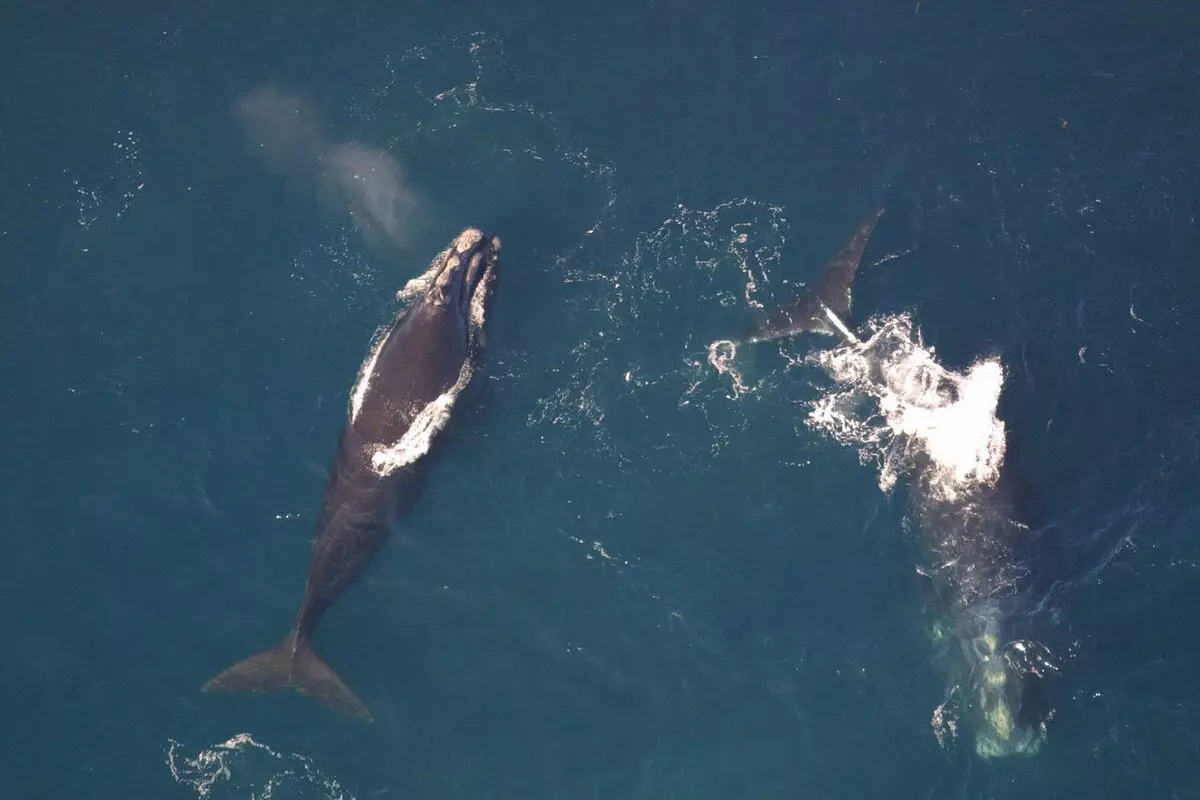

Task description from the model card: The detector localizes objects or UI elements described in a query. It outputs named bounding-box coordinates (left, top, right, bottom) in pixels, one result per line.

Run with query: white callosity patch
left=395, top=228, right=485, bottom=305
left=396, top=243, right=457, bottom=304
left=466, top=241, right=496, bottom=331
left=807, top=314, right=1007, bottom=503
left=455, top=226, right=485, bottom=256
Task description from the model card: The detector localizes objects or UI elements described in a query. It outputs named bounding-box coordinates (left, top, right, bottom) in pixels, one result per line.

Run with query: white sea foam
left=806, top=314, right=1007, bottom=503
left=166, top=733, right=352, bottom=799
left=369, top=364, right=471, bottom=475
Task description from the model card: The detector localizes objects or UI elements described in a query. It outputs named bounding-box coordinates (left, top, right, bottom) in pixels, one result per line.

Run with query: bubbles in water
left=346, top=31, right=619, bottom=254
left=527, top=199, right=791, bottom=466
left=71, top=129, right=144, bottom=237
left=166, top=733, right=351, bottom=799
left=705, top=339, right=754, bottom=399
left=806, top=314, right=1008, bottom=502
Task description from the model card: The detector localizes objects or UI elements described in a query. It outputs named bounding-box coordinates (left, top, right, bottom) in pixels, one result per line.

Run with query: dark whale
left=202, top=228, right=501, bottom=720
left=745, top=210, right=1053, bottom=758
left=745, top=207, right=883, bottom=345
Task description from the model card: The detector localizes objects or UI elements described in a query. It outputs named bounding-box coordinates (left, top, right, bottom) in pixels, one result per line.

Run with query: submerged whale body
left=745, top=210, right=1054, bottom=758
left=203, top=228, right=501, bottom=720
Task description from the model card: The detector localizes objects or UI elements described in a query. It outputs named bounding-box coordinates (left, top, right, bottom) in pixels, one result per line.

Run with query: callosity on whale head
left=412, top=227, right=501, bottom=319
left=959, top=610, right=1057, bottom=759
left=429, top=227, right=499, bottom=309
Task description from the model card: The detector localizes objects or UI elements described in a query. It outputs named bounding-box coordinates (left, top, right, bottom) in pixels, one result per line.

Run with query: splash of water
left=805, top=314, right=1007, bottom=503
left=166, top=733, right=351, bottom=799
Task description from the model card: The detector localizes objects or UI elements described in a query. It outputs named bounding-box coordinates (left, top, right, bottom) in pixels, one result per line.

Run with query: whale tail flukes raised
left=746, top=207, right=884, bottom=345
left=202, top=633, right=372, bottom=721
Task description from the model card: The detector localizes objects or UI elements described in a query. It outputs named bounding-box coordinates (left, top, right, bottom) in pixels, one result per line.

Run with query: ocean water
left=3, top=1, right=1200, bottom=797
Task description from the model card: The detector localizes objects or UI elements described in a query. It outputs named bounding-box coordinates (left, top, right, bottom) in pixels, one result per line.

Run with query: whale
left=202, top=227, right=501, bottom=721
left=744, top=207, right=883, bottom=346
left=744, top=210, right=1054, bottom=758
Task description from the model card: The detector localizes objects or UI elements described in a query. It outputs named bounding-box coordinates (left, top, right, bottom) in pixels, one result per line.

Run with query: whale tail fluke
left=746, top=207, right=884, bottom=345
left=201, top=634, right=372, bottom=721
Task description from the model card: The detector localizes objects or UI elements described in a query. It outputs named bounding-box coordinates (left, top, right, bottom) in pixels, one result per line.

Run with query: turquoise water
left=4, top=1, right=1200, bottom=797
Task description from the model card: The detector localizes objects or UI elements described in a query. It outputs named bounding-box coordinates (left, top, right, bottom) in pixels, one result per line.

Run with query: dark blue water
left=4, top=1, right=1200, bottom=796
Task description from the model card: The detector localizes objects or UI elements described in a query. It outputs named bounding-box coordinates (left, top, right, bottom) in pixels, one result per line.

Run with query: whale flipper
left=202, top=635, right=372, bottom=720
left=747, top=207, right=884, bottom=344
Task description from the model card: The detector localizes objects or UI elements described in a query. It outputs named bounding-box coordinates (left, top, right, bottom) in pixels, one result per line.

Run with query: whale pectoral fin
left=746, top=293, right=843, bottom=343
left=202, top=637, right=373, bottom=721
left=746, top=208, right=884, bottom=344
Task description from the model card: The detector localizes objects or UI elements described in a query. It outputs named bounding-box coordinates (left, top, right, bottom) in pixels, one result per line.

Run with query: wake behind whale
left=725, top=211, right=1058, bottom=758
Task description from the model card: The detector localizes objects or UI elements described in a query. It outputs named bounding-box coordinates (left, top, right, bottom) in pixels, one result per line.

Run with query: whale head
left=961, top=627, right=1056, bottom=759
left=425, top=227, right=501, bottom=323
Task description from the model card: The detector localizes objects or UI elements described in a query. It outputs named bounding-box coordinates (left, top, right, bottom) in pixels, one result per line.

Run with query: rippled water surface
left=3, top=2, right=1200, bottom=797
